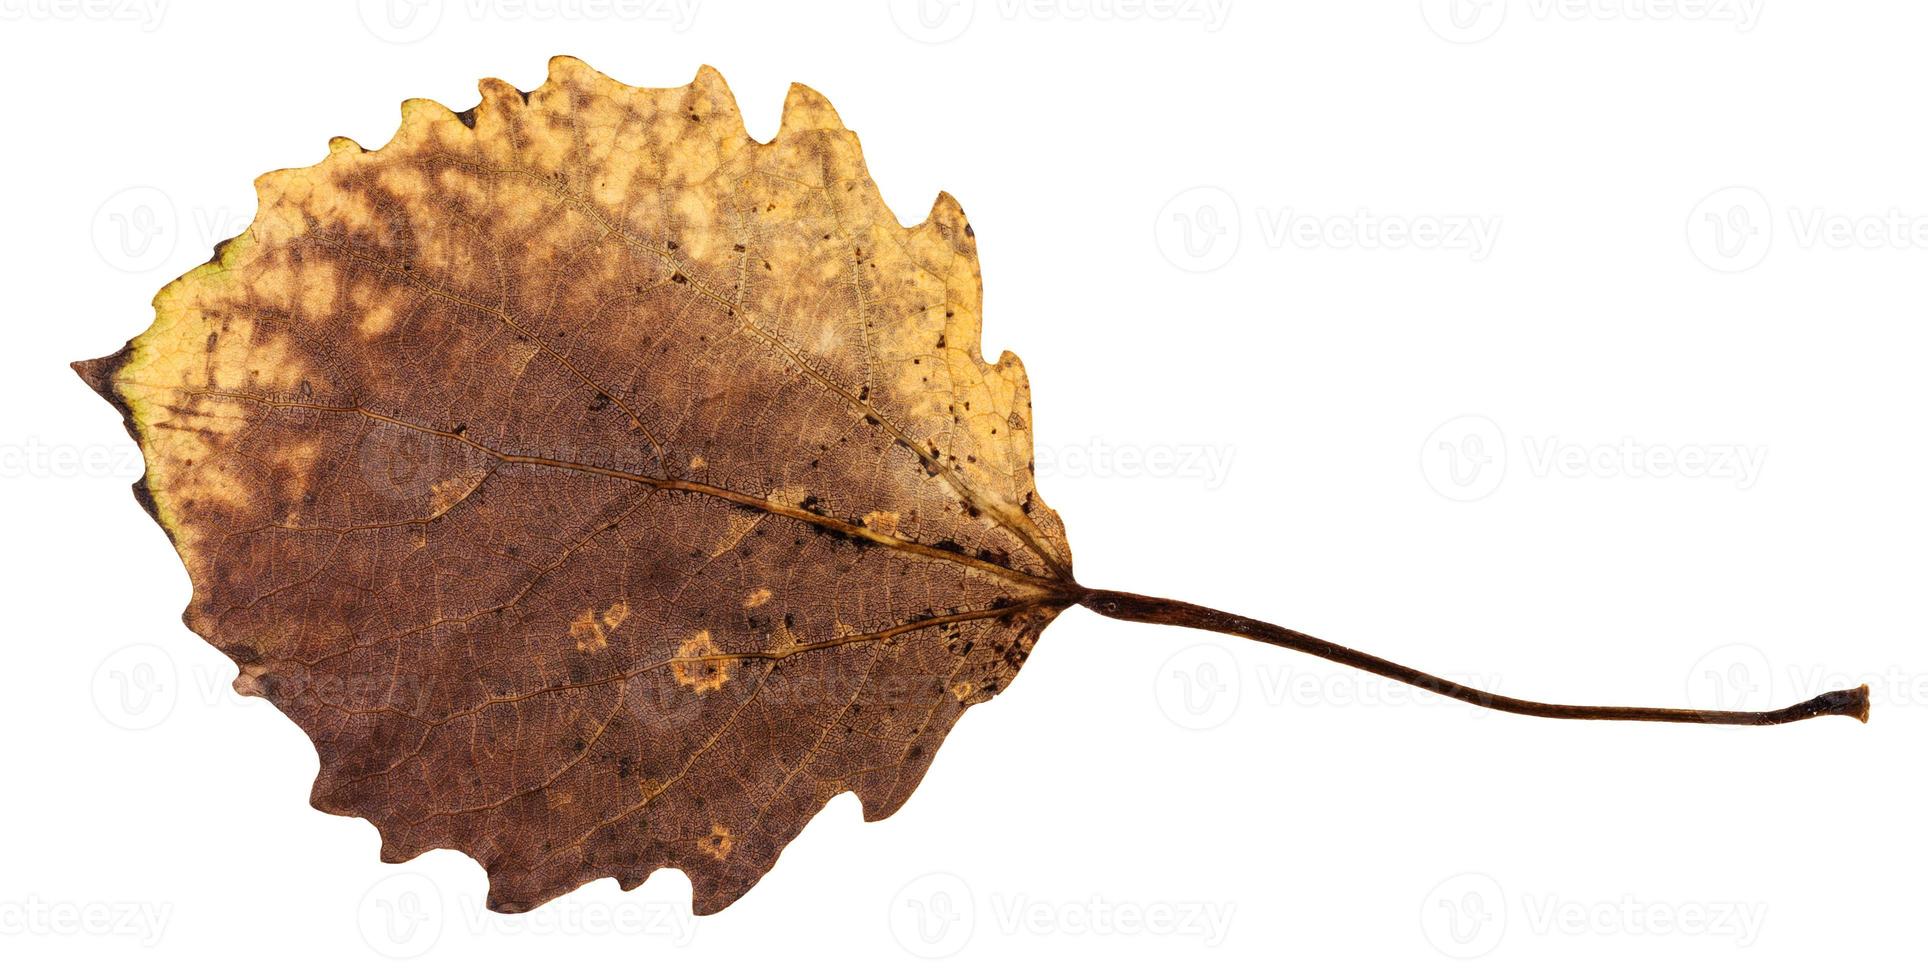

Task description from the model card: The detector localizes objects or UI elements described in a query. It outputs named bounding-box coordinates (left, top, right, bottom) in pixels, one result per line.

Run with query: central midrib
left=152, top=383, right=1069, bottom=594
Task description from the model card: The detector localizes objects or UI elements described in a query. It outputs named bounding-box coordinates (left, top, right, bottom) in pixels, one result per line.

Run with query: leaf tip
left=73, top=341, right=134, bottom=407
left=71, top=354, right=113, bottom=397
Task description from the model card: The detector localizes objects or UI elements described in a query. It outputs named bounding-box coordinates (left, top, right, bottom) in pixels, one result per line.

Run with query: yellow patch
left=861, top=510, right=900, bottom=536
left=743, top=588, right=772, bottom=609
left=672, top=630, right=731, bottom=693
left=428, top=470, right=486, bottom=516
left=569, top=610, right=606, bottom=651
left=601, top=600, right=629, bottom=629
left=571, top=600, right=628, bottom=651
left=698, top=823, right=734, bottom=860
left=350, top=278, right=400, bottom=337
left=207, top=320, right=308, bottom=395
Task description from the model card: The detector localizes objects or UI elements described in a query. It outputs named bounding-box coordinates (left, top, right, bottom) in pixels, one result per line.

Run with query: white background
left=3, top=0, right=1922, bottom=975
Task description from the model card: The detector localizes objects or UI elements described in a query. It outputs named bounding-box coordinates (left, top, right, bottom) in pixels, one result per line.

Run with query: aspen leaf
left=75, top=58, right=1868, bottom=915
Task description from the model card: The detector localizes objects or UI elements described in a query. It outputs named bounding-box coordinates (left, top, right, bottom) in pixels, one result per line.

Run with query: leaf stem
left=1076, top=588, right=1869, bottom=726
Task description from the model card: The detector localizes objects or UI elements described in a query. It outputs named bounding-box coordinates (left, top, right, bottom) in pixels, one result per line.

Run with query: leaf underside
left=75, top=57, right=1077, bottom=914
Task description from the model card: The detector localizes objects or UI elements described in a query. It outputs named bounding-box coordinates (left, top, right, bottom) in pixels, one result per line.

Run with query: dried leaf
left=76, top=58, right=1078, bottom=914
left=76, top=57, right=1869, bottom=917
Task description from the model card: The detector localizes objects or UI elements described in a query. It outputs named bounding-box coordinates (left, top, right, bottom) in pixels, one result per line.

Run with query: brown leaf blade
left=74, top=58, right=1076, bottom=913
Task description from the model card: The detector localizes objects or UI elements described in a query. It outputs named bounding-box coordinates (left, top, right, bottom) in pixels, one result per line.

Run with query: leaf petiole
left=1077, top=588, right=1869, bottom=726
